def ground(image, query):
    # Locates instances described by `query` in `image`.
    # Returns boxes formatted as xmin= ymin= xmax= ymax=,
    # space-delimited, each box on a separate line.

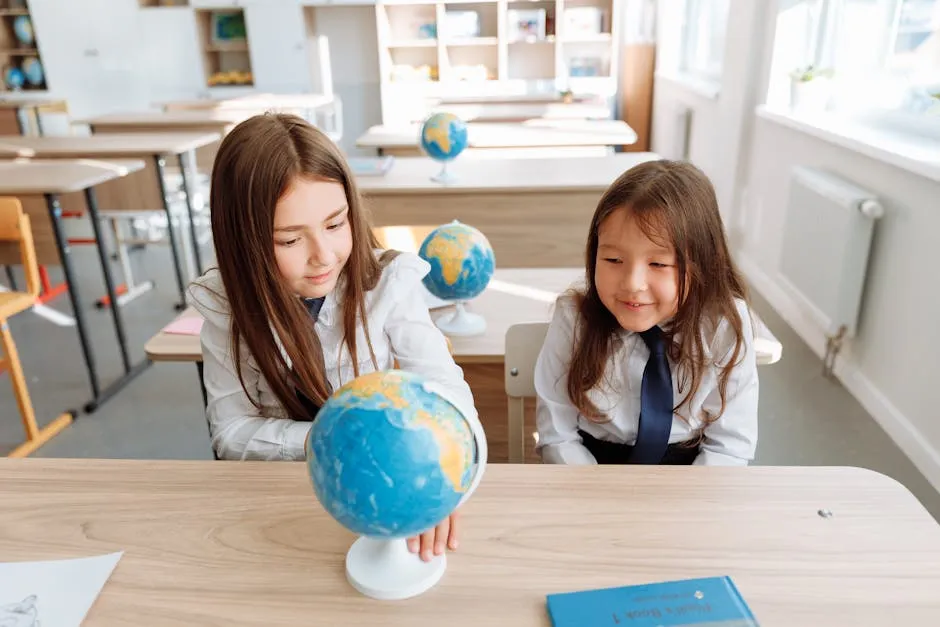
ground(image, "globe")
xmin=419 ymin=220 xmax=495 ymax=336
xmin=20 ymin=57 xmax=42 ymax=87
xmin=3 ymin=67 xmax=23 ymax=91
xmin=419 ymin=112 xmax=468 ymax=183
xmin=306 ymin=369 xmax=487 ymax=600
xmin=12 ymin=16 xmax=32 ymax=47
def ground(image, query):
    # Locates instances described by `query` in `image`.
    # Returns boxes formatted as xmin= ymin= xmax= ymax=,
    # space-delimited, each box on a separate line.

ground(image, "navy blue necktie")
xmin=296 ymin=296 xmax=328 ymax=419
xmin=629 ymin=326 xmax=674 ymax=464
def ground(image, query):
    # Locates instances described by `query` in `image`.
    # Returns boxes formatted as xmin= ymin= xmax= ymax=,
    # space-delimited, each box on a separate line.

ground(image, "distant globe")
xmin=419 ymin=112 xmax=468 ymax=162
xmin=20 ymin=57 xmax=42 ymax=87
xmin=12 ymin=16 xmax=33 ymax=47
xmin=307 ymin=369 xmax=478 ymax=539
xmin=419 ymin=220 xmax=495 ymax=302
xmin=4 ymin=67 xmax=23 ymax=91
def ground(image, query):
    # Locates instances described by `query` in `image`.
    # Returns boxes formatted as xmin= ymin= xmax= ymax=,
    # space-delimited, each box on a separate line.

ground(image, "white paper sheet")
xmin=0 ymin=552 xmax=123 ymax=627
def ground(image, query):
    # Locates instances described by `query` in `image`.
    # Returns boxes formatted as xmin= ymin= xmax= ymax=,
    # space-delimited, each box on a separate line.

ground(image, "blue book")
xmin=546 ymin=576 xmax=759 ymax=627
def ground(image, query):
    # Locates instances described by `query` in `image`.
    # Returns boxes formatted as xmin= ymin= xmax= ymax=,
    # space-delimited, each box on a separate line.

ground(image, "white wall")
xmin=651 ymin=0 xmax=940 ymax=490
xmin=309 ymin=5 xmax=382 ymax=156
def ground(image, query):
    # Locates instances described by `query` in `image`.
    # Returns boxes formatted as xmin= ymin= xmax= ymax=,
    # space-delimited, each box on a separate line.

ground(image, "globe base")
xmin=346 ymin=536 xmax=446 ymax=600
xmin=430 ymin=161 xmax=458 ymax=184
xmin=435 ymin=302 xmax=486 ymax=337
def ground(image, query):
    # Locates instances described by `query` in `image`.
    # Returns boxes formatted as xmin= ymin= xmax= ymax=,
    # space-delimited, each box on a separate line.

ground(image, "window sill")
xmin=654 ymin=71 xmax=720 ymax=101
xmin=756 ymin=105 xmax=940 ymax=184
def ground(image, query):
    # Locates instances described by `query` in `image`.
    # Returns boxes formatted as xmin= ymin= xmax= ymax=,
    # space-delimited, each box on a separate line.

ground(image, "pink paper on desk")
xmin=163 ymin=316 xmax=204 ymax=335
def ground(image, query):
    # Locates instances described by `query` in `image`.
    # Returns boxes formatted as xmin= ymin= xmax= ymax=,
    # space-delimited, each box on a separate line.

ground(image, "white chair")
xmin=504 ymin=322 xmax=549 ymax=463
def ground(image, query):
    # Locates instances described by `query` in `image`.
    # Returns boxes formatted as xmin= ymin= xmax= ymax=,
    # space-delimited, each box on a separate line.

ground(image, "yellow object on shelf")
xmin=207 ymin=71 xmax=253 ymax=86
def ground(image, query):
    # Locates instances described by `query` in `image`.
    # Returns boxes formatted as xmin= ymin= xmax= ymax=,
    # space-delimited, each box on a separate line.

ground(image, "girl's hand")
xmin=407 ymin=511 xmax=459 ymax=562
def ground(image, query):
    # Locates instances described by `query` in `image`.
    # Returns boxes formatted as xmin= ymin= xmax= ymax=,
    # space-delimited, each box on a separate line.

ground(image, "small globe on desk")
xmin=419 ymin=220 xmax=495 ymax=337
xmin=419 ymin=112 xmax=469 ymax=184
xmin=306 ymin=370 xmax=487 ymax=601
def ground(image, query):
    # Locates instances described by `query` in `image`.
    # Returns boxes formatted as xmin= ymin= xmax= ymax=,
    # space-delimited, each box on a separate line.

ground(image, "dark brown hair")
xmin=206 ymin=113 xmax=393 ymax=421
xmin=568 ymin=159 xmax=749 ymax=431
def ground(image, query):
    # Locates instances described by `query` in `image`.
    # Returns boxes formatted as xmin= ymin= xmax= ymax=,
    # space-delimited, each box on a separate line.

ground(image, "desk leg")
xmin=82 ymin=186 xmax=151 ymax=412
xmin=178 ymin=151 xmax=204 ymax=276
xmin=45 ymin=193 xmax=100 ymax=401
xmin=153 ymin=155 xmax=189 ymax=310
xmin=196 ymin=361 xmax=207 ymax=408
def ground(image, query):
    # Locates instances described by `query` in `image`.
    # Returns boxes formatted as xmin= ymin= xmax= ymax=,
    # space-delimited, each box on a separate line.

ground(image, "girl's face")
xmin=273 ymin=177 xmax=353 ymax=299
xmin=594 ymin=208 xmax=679 ymax=333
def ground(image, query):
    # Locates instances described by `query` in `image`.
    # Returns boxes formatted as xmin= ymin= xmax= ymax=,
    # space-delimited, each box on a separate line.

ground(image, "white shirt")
xmin=188 ymin=252 xmax=480 ymax=461
xmin=534 ymin=295 xmax=758 ymax=466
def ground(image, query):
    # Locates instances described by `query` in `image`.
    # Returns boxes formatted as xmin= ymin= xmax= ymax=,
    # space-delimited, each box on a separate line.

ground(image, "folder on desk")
xmin=348 ymin=156 xmax=394 ymax=176
xmin=546 ymin=576 xmax=759 ymax=626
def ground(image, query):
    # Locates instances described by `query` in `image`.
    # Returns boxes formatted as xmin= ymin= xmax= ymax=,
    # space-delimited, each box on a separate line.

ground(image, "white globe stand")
xmin=346 ymin=537 xmax=445 ymax=601
xmin=430 ymin=159 xmax=458 ymax=184
xmin=435 ymin=301 xmax=486 ymax=337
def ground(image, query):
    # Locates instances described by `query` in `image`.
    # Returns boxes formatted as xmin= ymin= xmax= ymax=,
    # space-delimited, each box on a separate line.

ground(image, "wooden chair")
xmin=504 ymin=322 xmax=549 ymax=463
xmin=0 ymin=197 xmax=74 ymax=457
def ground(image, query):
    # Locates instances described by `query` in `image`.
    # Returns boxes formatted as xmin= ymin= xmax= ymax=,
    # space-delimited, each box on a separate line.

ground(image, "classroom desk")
xmin=145 ymin=267 xmax=782 ymax=461
xmin=358 ymin=153 xmax=660 ymax=267
xmin=2 ymin=459 xmax=939 ymax=625
xmin=0 ymin=159 xmax=150 ymax=413
xmin=79 ymin=111 xmax=249 ymax=172
xmin=0 ymin=97 xmax=67 ymax=136
xmin=357 ymin=119 xmax=638 ymax=157
xmin=0 ymin=133 xmax=221 ymax=302
xmin=159 ymin=92 xmax=335 ymax=113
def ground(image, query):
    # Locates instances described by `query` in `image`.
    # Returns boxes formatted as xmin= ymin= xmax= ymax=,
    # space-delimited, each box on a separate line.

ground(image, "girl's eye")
xmin=603 ymin=257 xmax=621 ymax=264
xmin=326 ymin=218 xmax=347 ymax=231
xmin=650 ymin=262 xmax=669 ymax=268
xmin=276 ymin=238 xmax=300 ymax=247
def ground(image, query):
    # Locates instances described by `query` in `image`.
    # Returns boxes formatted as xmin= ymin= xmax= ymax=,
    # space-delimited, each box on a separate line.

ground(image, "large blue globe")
xmin=419 ymin=112 xmax=468 ymax=162
xmin=306 ymin=370 xmax=478 ymax=539
xmin=419 ymin=221 xmax=495 ymax=301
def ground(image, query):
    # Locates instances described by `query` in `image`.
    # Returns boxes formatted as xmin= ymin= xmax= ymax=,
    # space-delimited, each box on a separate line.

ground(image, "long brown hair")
xmin=205 ymin=112 xmax=392 ymax=421
xmin=568 ymin=159 xmax=749 ymax=431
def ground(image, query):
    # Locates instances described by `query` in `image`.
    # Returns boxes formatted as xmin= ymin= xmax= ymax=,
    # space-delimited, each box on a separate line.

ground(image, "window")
xmin=769 ymin=0 xmax=940 ymax=119
xmin=679 ymin=0 xmax=731 ymax=83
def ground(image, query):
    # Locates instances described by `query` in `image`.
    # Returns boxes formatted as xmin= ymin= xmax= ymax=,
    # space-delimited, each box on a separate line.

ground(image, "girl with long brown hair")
xmin=534 ymin=160 xmax=758 ymax=465
xmin=188 ymin=113 xmax=481 ymax=560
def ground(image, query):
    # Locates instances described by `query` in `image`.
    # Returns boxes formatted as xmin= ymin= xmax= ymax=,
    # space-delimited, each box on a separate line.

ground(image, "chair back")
xmin=504 ymin=322 xmax=549 ymax=463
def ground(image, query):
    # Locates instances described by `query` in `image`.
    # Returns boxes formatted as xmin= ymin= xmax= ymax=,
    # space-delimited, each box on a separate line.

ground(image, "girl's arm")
xmin=534 ymin=298 xmax=597 ymax=465
xmin=694 ymin=303 xmax=760 ymax=466
xmin=200 ymin=308 xmax=311 ymax=461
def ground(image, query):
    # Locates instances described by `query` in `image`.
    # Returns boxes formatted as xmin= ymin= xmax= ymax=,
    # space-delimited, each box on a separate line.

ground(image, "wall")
xmin=309 ymin=5 xmax=382 ymax=156
xmin=652 ymin=0 xmax=940 ymax=490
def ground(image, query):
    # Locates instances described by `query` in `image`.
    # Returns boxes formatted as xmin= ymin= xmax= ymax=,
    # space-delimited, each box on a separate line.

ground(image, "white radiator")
xmin=778 ymin=166 xmax=884 ymax=373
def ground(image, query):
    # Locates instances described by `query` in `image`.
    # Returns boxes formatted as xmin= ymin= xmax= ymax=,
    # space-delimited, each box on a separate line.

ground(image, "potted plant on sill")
xmin=789 ymin=65 xmax=833 ymax=113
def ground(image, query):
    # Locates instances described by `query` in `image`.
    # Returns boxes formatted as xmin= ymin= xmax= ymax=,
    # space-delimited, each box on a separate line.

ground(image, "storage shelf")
xmin=388 ymin=39 xmax=438 ymax=48
xmin=445 ymin=37 xmax=498 ymax=46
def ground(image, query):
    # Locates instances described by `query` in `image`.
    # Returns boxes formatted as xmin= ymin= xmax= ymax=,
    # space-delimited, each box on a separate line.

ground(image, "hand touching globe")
xmin=306 ymin=370 xmax=487 ymax=600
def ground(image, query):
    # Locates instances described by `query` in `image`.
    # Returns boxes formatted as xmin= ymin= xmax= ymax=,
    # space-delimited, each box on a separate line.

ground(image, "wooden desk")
xmin=0 ymin=159 xmax=150 ymax=413
xmin=145 ymin=266 xmax=782 ymax=462
xmin=0 ymin=133 xmax=221 ymax=300
xmin=357 ymin=119 xmax=638 ymax=157
xmin=359 ymin=154 xmax=661 ymax=267
xmin=0 ymin=97 xmax=67 ymax=136
xmin=2 ymin=460 xmax=939 ymax=625
xmin=80 ymin=111 xmax=248 ymax=172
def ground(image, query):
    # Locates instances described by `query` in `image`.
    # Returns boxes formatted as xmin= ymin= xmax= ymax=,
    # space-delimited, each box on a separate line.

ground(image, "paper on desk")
xmin=0 ymin=552 xmax=123 ymax=627
xmin=164 ymin=316 xmax=204 ymax=335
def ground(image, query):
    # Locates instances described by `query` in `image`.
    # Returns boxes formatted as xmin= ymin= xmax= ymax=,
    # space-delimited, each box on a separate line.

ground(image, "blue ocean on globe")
xmin=419 ymin=112 xmax=468 ymax=162
xmin=306 ymin=370 xmax=476 ymax=539
xmin=419 ymin=221 xmax=495 ymax=301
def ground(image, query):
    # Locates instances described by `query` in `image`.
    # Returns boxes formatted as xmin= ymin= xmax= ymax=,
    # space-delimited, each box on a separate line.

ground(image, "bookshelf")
xmin=375 ymin=0 xmax=619 ymax=125
xmin=195 ymin=8 xmax=253 ymax=88
xmin=0 ymin=0 xmax=46 ymax=92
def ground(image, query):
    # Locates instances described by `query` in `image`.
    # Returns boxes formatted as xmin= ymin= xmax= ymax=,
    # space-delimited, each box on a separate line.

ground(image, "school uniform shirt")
xmin=534 ymin=295 xmax=758 ymax=466
xmin=188 ymin=251 xmax=479 ymax=461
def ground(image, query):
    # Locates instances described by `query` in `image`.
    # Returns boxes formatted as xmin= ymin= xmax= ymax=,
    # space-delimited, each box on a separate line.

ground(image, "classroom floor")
xmin=0 ymin=241 xmax=938 ymax=524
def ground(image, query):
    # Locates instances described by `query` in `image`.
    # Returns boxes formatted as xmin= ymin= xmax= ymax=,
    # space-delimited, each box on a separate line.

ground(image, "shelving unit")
xmin=375 ymin=0 xmax=619 ymax=125
xmin=195 ymin=8 xmax=253 ymax=88
xmin=0 ymin=0 xmax=46 ymax=93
